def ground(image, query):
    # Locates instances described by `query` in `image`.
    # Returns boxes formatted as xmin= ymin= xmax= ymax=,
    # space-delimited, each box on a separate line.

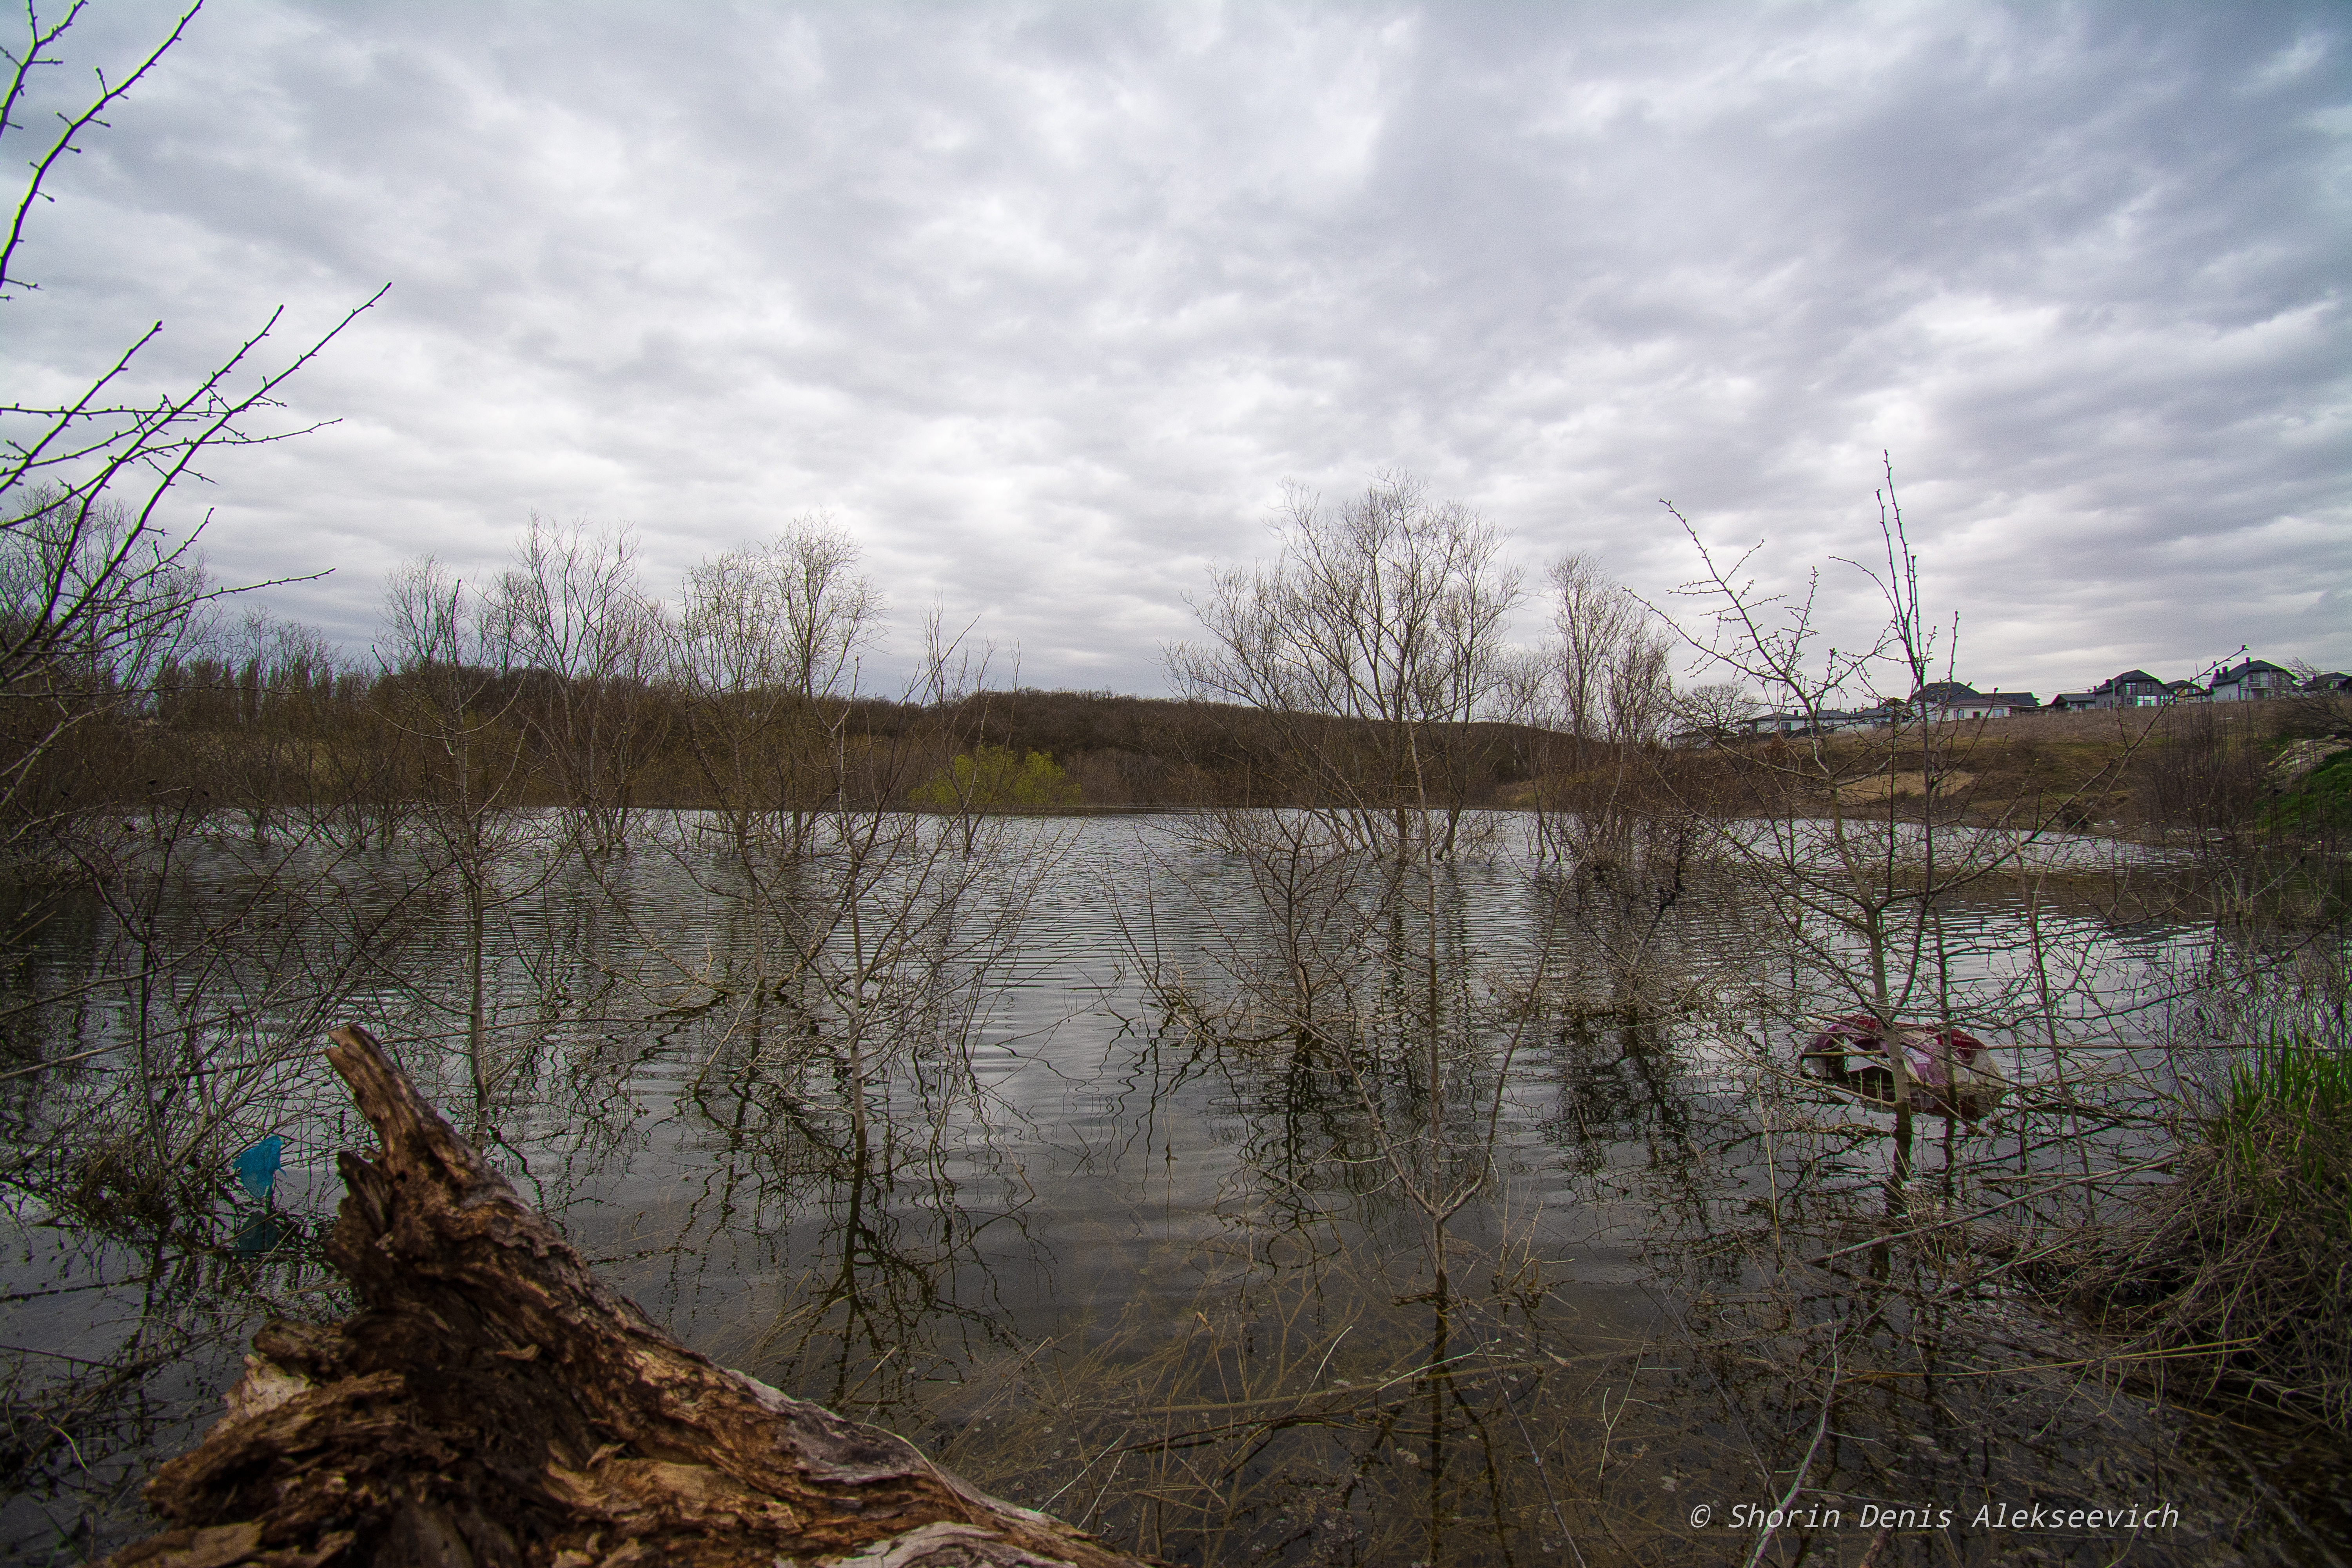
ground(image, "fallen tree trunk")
xmin=107 ymin=1024 xmax=1159 ymax=1568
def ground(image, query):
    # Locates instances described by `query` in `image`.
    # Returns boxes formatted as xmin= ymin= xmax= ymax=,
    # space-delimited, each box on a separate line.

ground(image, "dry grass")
xmin=2068 ymin=1037 xmax=2352 ymax=1432
xmin=1832 ymin=770 xmax=1975 ymax=805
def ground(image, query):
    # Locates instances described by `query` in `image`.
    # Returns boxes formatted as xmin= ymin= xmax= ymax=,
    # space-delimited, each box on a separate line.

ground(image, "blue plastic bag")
xmin=234 ymin=1136 xmax=284 ymax=1202
xmin=232 ymin=1215 xmax=290 ymax=1256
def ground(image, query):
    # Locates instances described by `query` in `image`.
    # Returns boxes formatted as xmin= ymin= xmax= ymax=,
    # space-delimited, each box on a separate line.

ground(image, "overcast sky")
xmin=14 ymin=0 xmax=2348 ymax=699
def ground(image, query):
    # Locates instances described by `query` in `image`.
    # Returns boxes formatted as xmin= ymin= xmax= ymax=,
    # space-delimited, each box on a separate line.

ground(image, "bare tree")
xmin=0 ymin=488 xmax=214 ymax=841
xmin=650 ymin=552 xmax=1069 ymax=1384
xmin=486 ymin=516 xmax=669 ymax=855
xmin=1517 ymin=551 xmax=1682 ymax=875
xmin=1661 ymin=459 xmax=2150 ymax=1179
xmin=1669 ymin=679 xmax=1757 ymax=744
xmin=211 ymin=608 xmax=347 ymax=847
xmin=771 ymin=513 xmax=883 ymax=704
xmin=1546 ymin=551 xmax=1673 ymax=749
xmin=0 ymin=16 xmax=390 ymax=1512
xmin=1159 ymin=474 xmax=1540 ymax=1309
xmin=1167 ymin=472 xmax=1521 ymax=861
xmin=0 ymin=4 xmax=379 ymax=848
xmin=380 ymin=557 xmax=557 ymax=1134
xmin=675 ymin=514 xmax=882 ymax=854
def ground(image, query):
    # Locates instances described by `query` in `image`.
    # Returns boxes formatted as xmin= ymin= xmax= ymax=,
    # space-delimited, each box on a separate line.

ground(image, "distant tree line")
xmin=4 ymin=504 xmax=1701 ymax=853
xmin=14 ymin=495 xmax=2338 ymax=867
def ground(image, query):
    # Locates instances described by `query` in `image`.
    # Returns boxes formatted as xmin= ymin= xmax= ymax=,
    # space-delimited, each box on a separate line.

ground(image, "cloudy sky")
xmin=14 ymin=0 xmax=2348 ymax=699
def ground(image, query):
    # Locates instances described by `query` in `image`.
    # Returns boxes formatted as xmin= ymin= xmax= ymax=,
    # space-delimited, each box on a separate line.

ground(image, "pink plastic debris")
xmin=1797 ymin=1014 xmax=2007 ymax=1116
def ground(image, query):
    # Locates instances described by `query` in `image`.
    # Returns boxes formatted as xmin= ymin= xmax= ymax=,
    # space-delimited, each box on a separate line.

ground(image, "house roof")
xmin=2214 ymin=658 xmax=2292 ymax=683
xmin=1915 ymin=683 xmax=2035 ymax=707
xmin=2096 ymin=670 xmax=2161 ymax=691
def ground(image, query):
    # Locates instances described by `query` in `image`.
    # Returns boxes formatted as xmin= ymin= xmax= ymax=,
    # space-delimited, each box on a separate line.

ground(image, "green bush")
xmin=909 ymin=746 xmax=1082 ymax=811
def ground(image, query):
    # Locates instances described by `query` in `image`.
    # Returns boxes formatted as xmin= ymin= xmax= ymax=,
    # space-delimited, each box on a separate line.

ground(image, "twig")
xmin=1805 ymin=1156 xmax=2173 ymax=1265
xmin=1740 ymin=1340 xmax=1837 ymax=1568
xmin=0 ymin=1044 xmax=115 ymax=1082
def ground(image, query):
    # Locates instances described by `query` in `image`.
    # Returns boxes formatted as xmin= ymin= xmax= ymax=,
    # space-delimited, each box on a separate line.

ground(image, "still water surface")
xmin=0 ymin=814 xmax=2343 ymax=1564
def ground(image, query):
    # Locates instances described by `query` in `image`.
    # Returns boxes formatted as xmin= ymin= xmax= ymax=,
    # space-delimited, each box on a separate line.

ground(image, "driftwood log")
xmin=105 ymin=1025 xmax=1158 ymax=1568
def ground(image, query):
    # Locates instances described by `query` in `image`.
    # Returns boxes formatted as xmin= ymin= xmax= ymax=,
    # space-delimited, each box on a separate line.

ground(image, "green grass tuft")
xmin=2211 ymin=1033 xmax=2352 ymax=1239
xmin=2076 ymin=1033 xmax=2352 ymax=1431
xmin=2265 ymin=744 xmax=2352 ymax=834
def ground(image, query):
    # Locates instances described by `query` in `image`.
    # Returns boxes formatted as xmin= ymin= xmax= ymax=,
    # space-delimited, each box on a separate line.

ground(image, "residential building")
xmin=1911 ymin=683 xmax=2039 ymax=721
xmin=1739 ymin=710 xmax=1849 ymax=737
xmin=2089 ymin=670 xmax=2167 ymax=709
xmin=2208 ymin=659 xmax=2295 ymax=702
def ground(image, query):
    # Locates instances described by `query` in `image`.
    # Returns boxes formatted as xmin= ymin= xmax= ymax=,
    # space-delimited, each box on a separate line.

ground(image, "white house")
xmin=2208 ymin=659 xmax=2295 ymax=702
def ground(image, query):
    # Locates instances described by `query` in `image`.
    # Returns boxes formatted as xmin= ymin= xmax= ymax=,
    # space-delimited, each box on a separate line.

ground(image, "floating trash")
xmin=1797 ymin=1016 xmax=2009 ymax=1118
xmin=234 ymin=1136 xmax=285 ymax=1201
xmin=232 ymin=1214 xmax=292 ymax=1256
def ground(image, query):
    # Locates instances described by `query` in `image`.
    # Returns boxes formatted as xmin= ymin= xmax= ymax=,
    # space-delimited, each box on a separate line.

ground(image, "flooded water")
xmin=1 ymin=811 xmax=2345 ymax=1564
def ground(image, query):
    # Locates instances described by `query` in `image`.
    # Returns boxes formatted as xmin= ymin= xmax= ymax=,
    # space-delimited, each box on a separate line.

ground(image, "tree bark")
xmin=105 ymin=1024 xmax=1158 ymax=1568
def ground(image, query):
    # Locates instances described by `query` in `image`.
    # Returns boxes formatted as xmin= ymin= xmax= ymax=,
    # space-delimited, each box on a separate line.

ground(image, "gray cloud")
xmin=14 ymin=0 xmax=2347 ymax=696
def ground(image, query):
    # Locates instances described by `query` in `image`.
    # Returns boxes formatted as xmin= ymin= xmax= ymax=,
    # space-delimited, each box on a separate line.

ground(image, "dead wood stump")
xmin=104 ymin=1024 xmax=1158 ymax=1568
